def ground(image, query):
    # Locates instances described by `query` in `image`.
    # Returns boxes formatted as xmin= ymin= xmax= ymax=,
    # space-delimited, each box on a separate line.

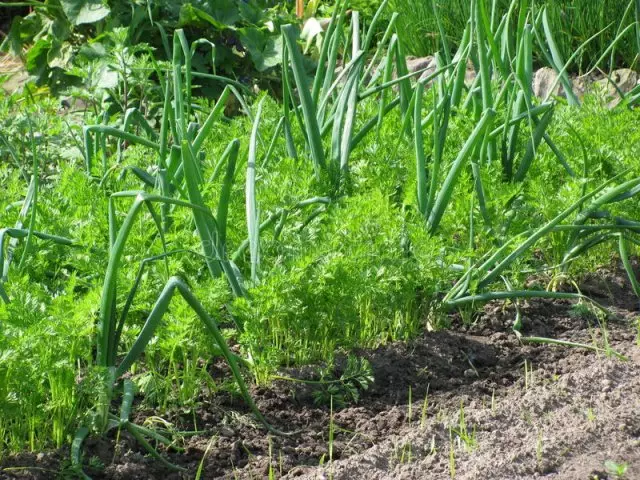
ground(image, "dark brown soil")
xmin=2 ymin=265 xmax=639 ymax=480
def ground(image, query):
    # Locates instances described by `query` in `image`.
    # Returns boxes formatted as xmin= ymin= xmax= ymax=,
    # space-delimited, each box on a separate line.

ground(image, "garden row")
xmin=1 ymin=0 xmax=639 ymax=476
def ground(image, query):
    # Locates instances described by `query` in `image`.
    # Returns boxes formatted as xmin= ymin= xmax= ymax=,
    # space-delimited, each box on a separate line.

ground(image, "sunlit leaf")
xmin=60 ymin=0 xmax=110 ymax=26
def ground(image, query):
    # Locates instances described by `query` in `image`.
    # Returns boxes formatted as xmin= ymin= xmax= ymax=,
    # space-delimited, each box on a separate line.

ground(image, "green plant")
xmin=392 ymin=0 xmax=639 ymax=72
xmin=281 ymin=0 xmax=440 ymax=191
xmin=71 ymin=29 xmax=292 ymax=474
xmin=451 ymin=402 xmax=476 ymax=453
xmin=1 ymin=0 xmax=293 ymax=94
xmin=310 ymin=356 xmax=374 ymax=407
xmin=448 ymin=430 xmax=456 ymax=479
xmin=0 ymin=108 xmax=75 ymax=302
xmin=524 ymin=359 xmax=534 ymax=389
xmin=3 ymin=0 xmax=640 ymax=473
xmin=420 ymin=386 xmax=430 ymax=429
xmin=536 ymin=429 xmax=544 ymax=469
xmin=328 ymin=396 xmax=335 ymax=476
xmin=392 ymin=0 xmax=640 ymax=329
xmin=604 ymin=460 xmax=629 ymax=479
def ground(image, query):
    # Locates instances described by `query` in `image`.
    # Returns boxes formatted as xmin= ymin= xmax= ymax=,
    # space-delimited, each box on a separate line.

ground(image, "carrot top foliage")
xmin=1 ymin=0 xmax=640 ymax=475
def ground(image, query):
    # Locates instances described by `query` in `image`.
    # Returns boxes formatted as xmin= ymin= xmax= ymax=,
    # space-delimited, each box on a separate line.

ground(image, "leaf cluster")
xmin=1 ymin=0 xmax=295 ymax=94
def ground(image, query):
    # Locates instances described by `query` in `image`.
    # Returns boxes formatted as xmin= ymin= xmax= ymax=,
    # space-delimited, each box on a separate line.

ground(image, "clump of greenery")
xmin=311 ymin=355 xmax=374 ymax=407
xmin=1 ymin=0 xmax=294 ymax=94
xmin=605 ymin=459 xmax=629 ymax=479
xmin=392 ymin=0 xmax=639 ymax=71
xmin=1 ymin=0 xmax=640 ymax=473
xmin=236 ymin=188 xmax=424 ymax=367
xmin=0 ymin=275 xmax=100 ymax=453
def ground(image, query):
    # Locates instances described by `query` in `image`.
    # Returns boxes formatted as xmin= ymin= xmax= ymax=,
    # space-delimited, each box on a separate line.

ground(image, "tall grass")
xmin=392 ymin=0 xmax=639 ymax=71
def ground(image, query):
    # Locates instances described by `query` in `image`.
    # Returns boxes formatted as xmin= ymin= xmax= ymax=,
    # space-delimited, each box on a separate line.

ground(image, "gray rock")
xmin=594 ymin=68 xmax=639 ymax=107
xmin=406 ymin=55 xmax=435 ymax=74
xmin=532 ymin=67 xmax=563 ymax=99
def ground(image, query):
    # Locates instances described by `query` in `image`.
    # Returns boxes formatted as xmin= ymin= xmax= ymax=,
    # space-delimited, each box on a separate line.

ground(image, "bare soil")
xmin=2 ymin=265 xmax=640 ymax=480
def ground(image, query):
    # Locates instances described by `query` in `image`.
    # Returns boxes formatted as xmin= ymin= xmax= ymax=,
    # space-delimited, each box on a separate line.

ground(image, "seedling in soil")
xmin=570 ymin=302 xmax=597 ymax=320
xmin=235 ymin=443 xmax=261 ymax=479
xmin=522 ymin=409 xmax=534 ymax=426
xmin=275 ymin=355 xmax=373 ymax=408
xmin=604 ymin=459 xmax=629 ymax=478
xmin=399 ymin=442 xmax=413 ymax=464
xmin=587 ymin=313 xmax=618 ymax=359
xmin=420 ymin=385 xmax=430 ymax=429
xmin=268 ymin=436 xmax=276 ymax=480
xmin=536 ymin=429 xmax=544 ymax=471
xmin=391 ymin=437 xmax=414 ymax=465
xmin=195 ymin=435 xmax=217 ymax=480
xmin=448 ymin=431 xmax=456 ymax=479
xmin=389 ymin=387 xmax=421 ymax=465
xmin=428 ymin=435 xmax=437 ymax=455
xmin=327 ymin=396 xmax=335 ymax=479
xmin=451 ymin=402 xmax=476 ymax=453
xmin=407 ymin=385 xmax=413 ymax=426
xmin=457 ymin=304 xmax=476 ymax=326
xmin=524 ymin=359 xmax=535 ymax=390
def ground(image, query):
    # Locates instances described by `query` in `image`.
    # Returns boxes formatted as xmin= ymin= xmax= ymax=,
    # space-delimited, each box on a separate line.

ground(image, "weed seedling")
xmin=448 ymin=429 xmax=456 ymax=479
xmin=536 ymin=430 xmax=544 ymax=470
xmin=425 ymin=435 xmax=436 ymax=455
xmin=275 ymin=355 xmax=374 ymax=408
xmin=391 ymin=437 xmax=414 ymax=465
xmin=329 ymin=396 xmax=335 ymax=479
xmin=268 ymin=436 xmax=275 ymax=480
xmin=407 ymin=385 xmax=412 ymax=426
xmin=524 ymin=359 xmax=534 ymax=389
xmin=400 ymin=441 xmax=413 ymax=463
xmin=452 ymin=402 xmax=476 ymax=453
xmin=195 ymin=435 xmax=217 ymax=480
xmin=604 ymin=460 xmax=629 ymax=479
xmin=420 ymin=385 xmax=430 ymax=429
xmin=569 ymin=301 xmax=596 ymax=320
